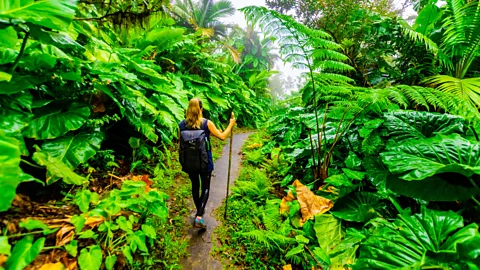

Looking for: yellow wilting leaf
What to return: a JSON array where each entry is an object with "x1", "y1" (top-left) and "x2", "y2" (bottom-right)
[
  {"x1": 293, "y1": 180, "x2": 333, "y2": 223},
  {"x1": 280, "y1": 190, "x2": 295, "y2": 214},
  {"x1": 0, "y1": 254, "x2": 8, "y2": 266},
  {"x1": 56, "y1": 226, "x2": 75, "y2": 246},
  {"x1": 84, "y1": 216, "x2": 104, "y2": 228},
  {"x1": 39, "y1": 262, "x2": 65, "y2": 270},
  {"x1": 283, "y1": 264, "x2": 293, "y2": 270}
]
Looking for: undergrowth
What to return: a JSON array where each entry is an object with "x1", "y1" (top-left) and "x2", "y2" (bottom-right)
[{"x1": 213, "y1": 132, "x2": 305, "y2": 269}]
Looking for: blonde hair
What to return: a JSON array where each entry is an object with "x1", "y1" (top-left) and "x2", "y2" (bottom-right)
[{"x1": 186, "y1": 98, "x2": 203, "y2": 129}]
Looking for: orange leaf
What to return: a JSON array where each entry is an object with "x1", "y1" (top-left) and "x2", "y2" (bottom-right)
[
  {"x1": 56, "y1": 226, "x2": 75, "y2": 247},
  {"x1": 0, "y1": 254, "x2": 7, "y2": 266},
  {"x1": 39, "y1": 262, "x2": 65, "y2": 270},
  {"x1": 293, "y1": 180, "x2": 333, "y2": 223},
  {"x1": 280, "y1": 190, "x2": 295, "y2": 214},
  {"x1": 84, "y1": 216, "x2": 104, "y2": 228}
]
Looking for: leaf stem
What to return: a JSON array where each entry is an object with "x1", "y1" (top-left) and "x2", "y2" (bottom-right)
[
  {"x1": 471, "y1": 197, "x2": 480, "y2": 207},
  {"x1": 7, "y1": 231, "x2": 44, "y2": 238},
  {"x1": 10, "y1": 31, "x2": 30, "y2": 73},
  {"x1": 21, "y1": 159, "x2": 44, "y2": 169}
]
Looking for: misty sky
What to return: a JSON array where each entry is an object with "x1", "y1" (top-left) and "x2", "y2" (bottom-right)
[{"x1": 222, "y1": 0, "x2": 417, "y2": 79}]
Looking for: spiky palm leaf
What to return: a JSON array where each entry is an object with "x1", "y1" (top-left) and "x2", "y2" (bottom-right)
[
  {"x1": 424, "y1": 75, "x2": 480, "y2": 109},
  {"x1": 172, "y1": 0, "x2": 235, "y2": 38},
  {"x1": 401, "y1": 0, "x2": 480, "y2": 109}
]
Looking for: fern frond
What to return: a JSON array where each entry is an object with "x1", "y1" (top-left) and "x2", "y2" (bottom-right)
[
  {"x1": 239, "y1": 230, "x2": 297, "y2": 251},
  {"x1": 399, "y1": 20, "x2": 439, "y2": 55}
]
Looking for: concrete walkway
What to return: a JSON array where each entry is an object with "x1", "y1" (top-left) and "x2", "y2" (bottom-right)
[{"x1": 179, "y1": 132, "x2": 252, "y2": 270}]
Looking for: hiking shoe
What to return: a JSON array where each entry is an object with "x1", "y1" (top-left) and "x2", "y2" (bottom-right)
[{"x1": 194, "y1": 217, "x2": 206, "y2": 229}]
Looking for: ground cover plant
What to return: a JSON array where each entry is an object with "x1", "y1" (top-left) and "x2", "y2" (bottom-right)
[
  {"x1": 213, "y1": 1, "x2": 480, "y2": 269},
  {"x1": 2, "y1": 0, "x2": 480, "y2": 269},
  {"x1": 0, "y1": 0, "x2": 272, "y2": 269}
]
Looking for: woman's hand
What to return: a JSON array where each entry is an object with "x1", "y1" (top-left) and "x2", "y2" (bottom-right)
[{"x1": 230, "y1": 112, "x2": 236, "y2": 126}]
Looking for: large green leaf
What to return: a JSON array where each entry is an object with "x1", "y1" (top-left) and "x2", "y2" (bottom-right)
[
  {"x1": 4, "y1": 236, "x2": 45, "y2": 270},
  {"x1": 42, "y1": 131, "x2": 104, "y2": 169},
  {"x1": 314, "y1": 214, "x2": 344, "y2": 254},
  {"x1": 23, "y1": 102, "x2": 90, "y2": 140},
  {"x1": 78, "y1": 245, "x2": 102, "y2": 270},
  {"x1": 413, "y1": 4, "x2": 443, "y2": 35},
  {"x1": 32, "y1": 149, "x2": 86, "y2": 185},
  {"x1": 354, "y1": 206, "x2": 480, "y2": 269},
  {"x1": 383, "y1": 110, "x2": 465, "y2": 142},
  {"x1": 0, "y1": 107, "x2": 33, "y2": 136},
  {"x1": 329, "y1": 229, "x2": 365, "y2": 270},
  {"x1": 387, "y1": 174, "x2": 480, "y2": 201},
  {"x1": 0, "y1": 132, "x2": 21, "y2": 212},
  {"x1": 380, "y1": 134, "x2": 480, "y2": 180},
  {"x1": 331, "y1": 192, "x2": 383, "y2": 223},
  {"x1": 0, "y1": 76, "x2": 33, "y2": 95},
  {"x1": 0, "y1": 0, "x2": 77, "y2": 31}
]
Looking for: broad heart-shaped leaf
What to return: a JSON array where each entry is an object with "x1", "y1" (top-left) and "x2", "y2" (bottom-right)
[
  {"x1": 32, "y1": 149, "x2": 86, "y2": 185},
  {"x1": 78, "y1": 245, "x2": 102, "y2": 270},
  {"x1": 42, "y1": 131, "x2": 104, "y2": 169},
  {"x1": 0, "y1": 0, "x2": 77, "y2": 31},
  {"x1": 105, "y1": 255, "x2": 117, "y2": 270},
  {"x1": 354, "y1": 206, "x2": 480, "y2": 269},
  {"x1": 0, "y1": 132, "x2": 21, "y2": 212},
  {"x1": 380, "y1": 134, "x2": 480, "y2": 180},
  {"x1": 314, "y1": 214, "x2": 344, "y2": 254},
  {"x1": 383, "y1": 110, "x2": 465, "y2": 143},
  {"x1": 23, "y1": 102, "x2": 90, "y2": 140},
  {"x1": 0, "y1": 107, "x2": 33, "y2": 136},
  {"x1": 345, "y1": 151, "x2": 361, "y2": 170},
  {"x1": 4, "y1": 236, "x2": 45, "y2": 270},
  {"x1": 331, "y1": 192, "x2": 383, "y2": 223},
  {"x1": 387, "y1": 174, "x2": 480, "y2": 201},
  {"x1": 413, "y1": 4, "x2": 442, "y2": 35}
]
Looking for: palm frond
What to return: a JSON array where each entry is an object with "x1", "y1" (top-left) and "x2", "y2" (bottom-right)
[
  {"x1": 424, "y1": 75, "x2": 480, "y2": 108},
  {"x1": 399, "y1": 19, "x2": 439, "y2": 54}
]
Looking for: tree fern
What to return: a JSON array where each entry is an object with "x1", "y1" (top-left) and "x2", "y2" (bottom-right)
[{"x1": 241, "y1": 6, "x2": 353, "y2": 181}]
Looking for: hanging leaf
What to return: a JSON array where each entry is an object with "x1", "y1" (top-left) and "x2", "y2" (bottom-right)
[
  {"x1": 383, "y1": 110, "x2": 465, "y2": 143},
  {"x1": 381, "y1": 134, "x2": 480, "y2": 180},
  {"x1": 4, "y1": 236, "x2": 45, "y2": 270},
  {"x1": 0, "y1": 133, "x2": 21, "y2": 212},
  {"x1": 32, "y1": 149, "x2": 86, "y2": 185},
  {"x1": 78, "y1": 245, "x2": 102, "y2": 270},
  {"x1": 0, "y1": 0, "x2": 77, "y2": 31},
  {"x1": 23, "y1": 102, "x2": 90, "y2": 140},
  {"x1": 42, "y1": 131, "x2": 104, "y2": 169},
  {"x1": 331, "y1": 192, "x2": 383, "y2": 223},
  {"x1": 354, "y1": 206, "x2": 480, "y2": 269}
]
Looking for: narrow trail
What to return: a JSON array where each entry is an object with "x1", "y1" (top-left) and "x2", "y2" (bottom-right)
[{"x1": 180, "y1": 132, "x2": 252, "y2": 270}]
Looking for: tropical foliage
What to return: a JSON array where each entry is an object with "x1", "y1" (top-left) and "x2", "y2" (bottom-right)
[
  {"x1": 0, "y1": 0, "x2": 271, "y2": 268},
  {"x1": 214, "y1": 2, "x2": 480, "y2": 269}
]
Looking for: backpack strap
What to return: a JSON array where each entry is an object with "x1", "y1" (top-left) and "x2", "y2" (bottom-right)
[{"x1": 202, "y1": 118, "x2": 209, "y2": 131}]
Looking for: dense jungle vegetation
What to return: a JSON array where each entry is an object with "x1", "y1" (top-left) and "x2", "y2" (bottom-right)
[{"x1": 1, "y1": 0, "x2": 480, "y2": 269}]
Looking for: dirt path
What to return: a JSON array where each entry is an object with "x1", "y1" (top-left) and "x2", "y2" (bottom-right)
[{"x1": 179, "y1": 132, "x2": 252, "y2": 270}]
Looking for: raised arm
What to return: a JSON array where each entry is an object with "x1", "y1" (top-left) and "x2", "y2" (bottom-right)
[{"x1": 208, "y1": 113, "x2": 236, "y2": 141}]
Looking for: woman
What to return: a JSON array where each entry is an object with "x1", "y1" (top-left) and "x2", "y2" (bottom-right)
[{"x1": 178, "y1": 98, "x2": 236, "y2": 228}]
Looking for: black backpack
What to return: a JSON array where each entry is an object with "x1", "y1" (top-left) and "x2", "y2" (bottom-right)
[{"x1": 179, "y1": 120, "x2": 210, "y2": 172}]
